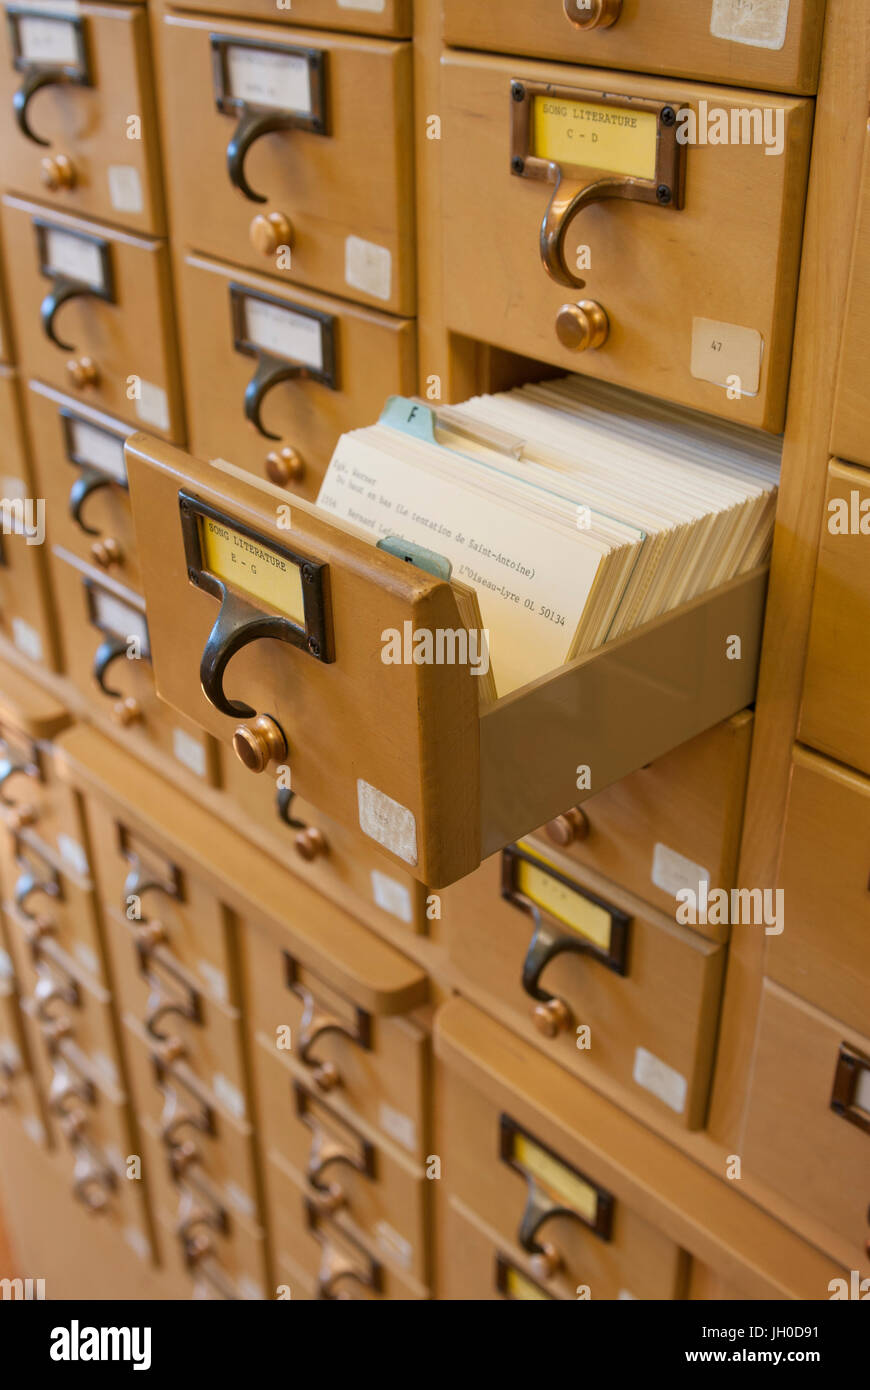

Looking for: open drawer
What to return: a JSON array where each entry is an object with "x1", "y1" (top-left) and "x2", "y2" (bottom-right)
[{"x1": 125, "y1": 434, "x2": 767, "y2": 888}]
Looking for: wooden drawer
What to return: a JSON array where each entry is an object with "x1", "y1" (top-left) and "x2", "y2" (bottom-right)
[
  {"x1": 444, "y1": 844, "x2": 725, "y2": 1129},
  {"x1": 0, "y1": 830, "x2": 105, "y2": 984},
  {"x1": 527, "y1": 711, "x2": 752, "y2": 919},
  {"x1": 438, "y1": 1065, "x2": 688, "y2": 1299},
  {"x1": 139, "y1": 1114, "x2": 268, "y2": 1299},
  {"x1": 440, "y1": 53, "x2": 812, "y2": 431},
  {"x1": 105, "y1": 911, "x2": 250, "y2": 1121},
  {"x1": 265, "y1": 1153, "x2": 425, "y2": 1299},
  {"x1": 443, "y1": 0, "x2": 825, "y2": 96},
  {"x1": 0, "y1": 196, "x2": 183, "y2": 440},
  {"x1": 0, "y1": 365, "x2": 59, "y2": 669},
  {"x1": 217, "y1": 748, "x2": 430, "y2": 936},
  {"x1": 177, "y1": 254, "x2": 416, "y2": 501},
  {"x1": 832, "y1": 129, "x2": 870, "y2": 468},
  {"x1": 166, "y1": 0, "x2": 411, "y2": 39},
  {"x1": 244, "y1": 919, "x2": 428, "y2": 1158},
  {"x1": 26, "y1": 382, "x2": 140, "y2": 593},
  {"x1": 125, "y1": 436, "x2": 766, "y2": 888},
  {"x1": 123, "y1": 1015, "x2": 262, "y2": 1227},
  {"x1": 0, "y1": 3, "x2": 164, "y2": 235},
  {"x1": 254, "y1": 1040, "x2": 427, "y2": 1282},
  {"x1": 14, "y1": 933, "x2": 124, "y2": 1094},
  {"x1": 0, "y1": 937, "x2": 51, "y2": 1147},
  {"x1": 83, "y1": 797, "x2": 239, "y2": 1009},
  {"x1": 0, "y1": 659, "x2": 81, "y2": 863},
  {"x1": 49, "y1": 548, "x2": 219, "y2": 785},
  {"x1": 769, "y1": 749, "x2": 870, "y2": 1036},
  {"x1": 800, "y1": 461, "x2": 870, "y2": 777},
  {"x1": 161, "y1": 17, "x2": 414, "y2": 314},
  {"x1": 743, "y1": 982, "x2": 870, "y2": 1274}
]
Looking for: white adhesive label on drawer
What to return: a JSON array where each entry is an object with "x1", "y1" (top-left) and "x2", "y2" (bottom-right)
[
  {"x1": 73, "y1": 941, "x2": 100, "y2": 979},
  {"x1": 68, "y1": 419, "x2": 127, "y2": 485},
  {"x1": 227, "y1": 45, "x2": 312, "y2": 117},
  {"x1": 710, "y1": 0, "x2": 790, "y2": 50},
  {"x1": 18, "y1": 15, "x2": 79, "y2": 66},
  {"x1": 633, "y1": 1047, "x2": 687, "y2": 1114},
  {"x1": 338, "y1": 0, "x2": 386, "y2": 12},
  {"x1": 198, "y1": 958, "x2": 228, "y2": 1005},
  {"x1": 108, "y1": 165, "x2": 144, "y2": 217},
  {"x1": 370, "y1": 869, "x2": 413, "y2": 924},
  {"x1": 23, "y1": 1115, "x2": 47, "y2": 1146},
  {"x1": 237, "y1": 1275, "x2": 266, "y2": 1302},
  {"x1": 855, "y1": 1067, "x2": 870, "y2": 1116},
  {"x1": 134, "y1": 380, "x2": 170, "y2": 433},
  {"x1": 374, "y1": 1220, "x2": 413, "y2": 1271},
  {"x1": 357, "y1": 780, "x2": 417, "y2": 865},
  {"x1": 618, "y1": 1289, "x2": 638, "y2": 1300},
  {"x1": 0, "y1": 1040, "x2": 21, "y2": 1069},
  {"x1": 651, "y1": 843, "x2": 710, "y2": 899},
  {"x1": 213, "y1": 1072, "x2": 246, "y2": 1119},
  {"x1": 58, "y1": 833, "x2": 90, "y2": 877},
  {"x1": 46, "y1": 228, "x2": 106, "y2": 291},
  {"x1": 0, "y1": 949, "x2": 14, "y2": 986},
  {"x1": 124, "y1": 1225, "x2": 150, "y2": 1261},
  {"x1": 379, "y1": 1102, "x2": 416, "y2": 1152},
  {"x1": 173, "y1": 727, "x2": 207, "y2": 779},
  {"x1": 691, "y1": 318, "x2": 762, "y2": 396},
  {"x1": 12, "y1": 618, "x2": 43, "y2": 663},
  {"x1": 91, "y1": 589, "x2": 148, "y2": 651},
  {"x1": 345, "y1": 236, "x2": 392, "y2": 301},
  {"x1": 225, "y1": 1180, "x2": 256, "y2": 1221},
  {"x1": 93, "y1": 1051, "x2": 120, "y2": 1088}
]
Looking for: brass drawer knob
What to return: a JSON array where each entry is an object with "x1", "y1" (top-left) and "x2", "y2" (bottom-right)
[
  {"x1": 40, "y1": 153, "x2": 77, "y2": 191},
  {"x1": 265, "y1": 446, "x2": 305, "y2": 487},
  {"x1": 532, "y1": 998, "x2": 570, "y2": 1038},
  {"x1": 529, "y1": 1243, "x2": 563, "y2": 1281},
  {"x1": 294, "y1": 827, "x2": 328, "y2": 862},
  {"x1": 91, "y1": 537, "x2": 123, "y2": 569},
  {"x1": 564, "y1": 0, "x2": 622, "y2": 29},
  {"x1": 232, "y1": 715, "x2": 287, "y2": 773},
  {"x1": 313, "y1": 1061, "x2": 340, "y2": 1093},
  {"x1": 544, "y1": 807, "x2": 590, "y2": 847},
  {"x1": 249, "y1": 211, "x2": 294, "y2": 258},
  {"x1": 7, "y1": 803, "x2": 37, "y2": 832},
  {"x1": 112, "y1": 696, "x2": 142, "y2": 727},
  {"x1": 555, "y1": 300, "x2": 609, "y2": 352},
  {"x1": 66, "y1": 356, "x2": 99, "y2": 389}
]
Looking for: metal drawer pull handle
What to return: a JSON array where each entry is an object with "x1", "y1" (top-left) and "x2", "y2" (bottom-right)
[
  {"x1": 144, "y1": 994, "x2": 197, "y2": 1046},
  {"x1": 226, "y1": 108, "x2": 297, "y2": 204},
  {"x1": 13, "y1": 66, "x2": 70, "y2": 147},
  {"x1": 0, "y1": 754, "x2": 37, "y2": 803},
  {"x1": 34, "y1": 973, "x2": 78, "y2": 1021},
  {"x1": 69, "y1": 467, "x2": 112, "y2": 536},
  {"x1": 40, "y1": 276, "x2": 97, "y2": 352},
  {"x1": 14, "y1": 870, "x2": 59, "y2": 920},
  {"x1": 243, "y1": 351, "x2": 303, "y2": 440}
]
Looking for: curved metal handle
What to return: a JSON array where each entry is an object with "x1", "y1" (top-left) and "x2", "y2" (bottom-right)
[
  {"x1": 200, "y1": 587, "x2": 295, "y2": 719},
  {"x1": 517, "y1": 1176, "x2": 582, "y2": 1259},
  {"x1": 0, "y1": 755, "x2": 35, "y2": 805},
  {"x1": 277, "y1": 787, "x2": 307, "y2": 829},
  {"x1": 72, "y1": 1154, "x2": 113, "y2": 1212},
  {"x1": 13, "y1": 66, "x2": 67, "y2": 147},
  {"x1": 14, "y1": 870, "x2": 58, "y2": 920},
  {"x1": 69, "y1": 467, "x2": 112, "y2": 536},
  {"x1": 244, "y1": 351, "x2": 303, "y2": 440},
  {"x1": 307, "y1": 1129, "x2": 366, "y2": 1191},
  {"x1": 520, "y1": 899, "x2": 590, "y2": 1004},
  {"x1": 93, "y1": 635, "x2": 129, "y2": 698},
  {"x1": 540, "y1": 170, "x2": 638, "y2": 288},
  {"x1": 40, "y1": 275, "x2": 95, "y2": 351},
  {"x1": 145, "y1": 994, "x2": 197, "y2": 1043},
  {"x1": 34, "y1": 972, "x2": 78, "y2": 1021},
  {"x1": 296, "y1": 988, "x2": 360, "y2": 1069},
  {"x1": 226, "y1": 107, "x2": 297, "y2": 203}
]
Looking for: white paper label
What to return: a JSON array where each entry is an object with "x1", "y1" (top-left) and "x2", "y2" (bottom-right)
[
  {"x1": 0, "y1": 1040, "x2": 21, "y2": 1069},
  {"x1": 12, "y1": 618, "x2": 43, "y2": 662},
  {"x1": 244, "y1": 297, "x2": 323, "y2": 369},
  {"x1": 134, "y1": 380, "x2": 170, "y2": 433},
  {"x1": 651, "y1": 843, "x2": 711, "y2": 899},
  {"x1": 374, "y1": 1220, "x2": 413, "y2": 1271},
  {"x1": 68, "y1": 418, "x2": 127, "y2": 484},
  {"x1": 618, "y1": 1289, "x2": 638, "y2": 1300},
  {"x1": 0, "y1": 950, "x2": 14, "y2": 984},
  {"x1": 237, "y1": 1274, "x2": 265, "y2": 1301},
  {"x1": 370, "y1": 869, "x2": 413, "y2": 924},
  {"x1": 710, "y1": 0, "x2": 790, "y2": 50},
  {"x1": 691, "y1": 317, "x2": 762, "y2": 396},
  {"x1": 23, "y1": 1115, "x2": 47, "y2": 1146},
  {"x1": 213, "y1": 1072, "x2": 246, "y2": 1119},
  {"x1": 90, "y1": 588, "x2": 149, "y2": 652},
  {"x1": 173, "y1": 727, "x2": 207, "y2": 778},
  {"x1": 45, "y1": 228, "x2": 105, "y2": 290},
  {"x1": 73, "y1": 941, "x2": 100, "y2": 978},
  {"x1": 226, "y1": 1180, "x2": 256, "y2": 1220},
  {"x1": 124, "y1": 1225, "x2": 150, "y2": 1261},
  {"x1": 338, "y1": 0, "x2": 387, "y2": 11},
  {"x1": 357, "y1": 780, "x2": 417, "y2": 865},
  {"x1": 855, "y1": 1067, "x2": 870, "y2": 1117},
  {"x1": 58, "y1": 833, "x2": 90, "y2": 877},
  {"x1": 107, "y1": 165, "x2": 144, "y2": 216},
  {"x1": 345, "y1": 236, "x2": 392, "y2": 302},
  {"x1": 93, "y1": 1051, "x2": 120, "y2": 1088},
  {"x1": 378, "y1": 1102, "x2": 416, "y2": 1152},
  {"x1": 226, "y1": 45, "x2": 313, "y2": 115},
  {"x1": 18, "y1": 16, "x2": 78, "y2": 66},
  {"x1": 633, "y1": 1047, "x2": 687, "y2": 1114},
  {"x1": 198, "y1": 958, "x2": 228, "y2": 1005}
]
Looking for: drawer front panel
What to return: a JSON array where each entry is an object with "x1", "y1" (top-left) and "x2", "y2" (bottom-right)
[
  {"x1": 1, "y1": 196, "x2": 183, "y2": 439},
  {"x1": 177, "y1": 253, "x2": 416, "y2": 500},
  {"x1": 26, "y1": 382, "x2": 141, "y2": 593},
  {"x1": 244, "y1": 920, "x2": 427, "y2": 1158},
  {"x1": 440, "y1": 53, "x2": 812, "y2": 430},
  {"x1": 800, "y1": 461, "x2": 870, "y2": 777},
  {"x1": 832, "y1": 132, "x2": 870, "y2": 468},
  {"x1": 0, "y1": 832, "x2": 105, "y2": 983},
  {"x1": 15, "y1": 937, "x2": 124, "y2": 1093},
  {"x1": 0, "y1": 3, "x2": 164, "y2": 233},
  {"x1": 743, "y1": 982, "x2": 870, "y2": 1271},
  {"x1": 162, "y1": 17, "x2": 414, "y2": 313},
  {"x1": 164, "y1": 0, "x2": 411, "y2": 39},
  {"x1": 442, "y1": 0, "x2": 825, "y2": 95},
  {"x1": 444, "y1": 847, "x2": 725, "y2": 1129},
  {"x1": 253, "y1": 1039, "x2": 427, "y2": 1281}
]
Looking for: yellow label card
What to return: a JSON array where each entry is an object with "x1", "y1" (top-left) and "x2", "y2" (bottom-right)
[
  {"x1": 504, "y1": 1265, "x2": 550, "y2": 1301},
  {"x1": 199, "y1": 515, "x2": 304, "y2": 624},
  {"x1": 532, "y1": 96, "x2": 658, "y2": 180},
  {"x1": 513, "y1": 1133, "x2": 600, "y2": 1226},
  {"x1": 515, "y1": 842, "x2": 613, "y2": 953}
]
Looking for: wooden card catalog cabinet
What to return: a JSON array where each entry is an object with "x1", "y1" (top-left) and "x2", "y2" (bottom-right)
[
  {"x1": 126, "y1": 436, "x2": 766, "y2": 888},
  {"x1": 442, "y1": 0, "x2": 826, "y2": 95},
  {"x1": 160, "y1": 16, "x2": 415, "y2": 314},
  {"x1": 0, "y1": 3, "x2": 164, "y2": 234},
  {"x1": 440, "y1": 54, "x2": 813, "y2": 431}
]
